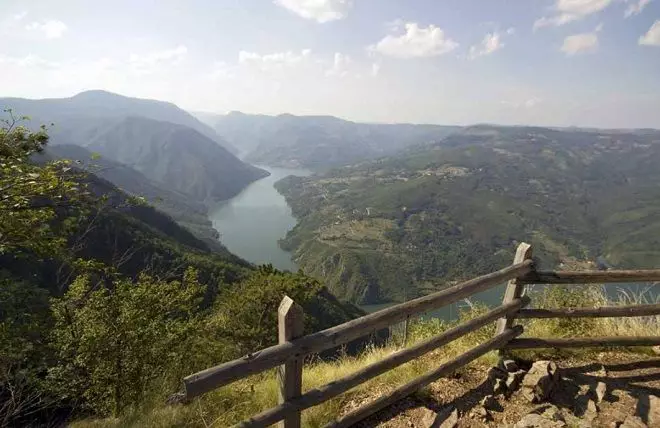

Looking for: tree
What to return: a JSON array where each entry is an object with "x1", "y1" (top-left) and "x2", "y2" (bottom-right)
[
  {"x1": 49, "y1": 268, "x2": 205, "y2": 416},
  {"x1": 0, "y1": 110, "x2": 87, "y2": 258}
]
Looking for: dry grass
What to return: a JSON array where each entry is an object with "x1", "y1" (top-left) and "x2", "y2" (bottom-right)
[{"x1": 71, "y1": 285, "x2": 659, "y2": 428}]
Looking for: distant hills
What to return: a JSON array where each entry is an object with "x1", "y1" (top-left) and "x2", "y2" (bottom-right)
[
  {"x1": 276, "y1": 125, "x2": 660, "y2": 304},
  {"x1": 1, "y1": 91, "x2": 268, "y2": 243},
  {"x1": 202, "y1": 111, "x2": 460, "y2": 168}
]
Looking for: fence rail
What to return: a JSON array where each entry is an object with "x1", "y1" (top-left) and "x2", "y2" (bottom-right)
[{"x1": 180, "y1": 242, "x2": 660, "y2": 428}]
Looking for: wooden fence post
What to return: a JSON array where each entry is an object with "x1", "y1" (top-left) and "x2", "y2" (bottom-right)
[
  {"x1": 278, "y1": 296, "x2": 304, "y2": 428},
  {"x1": 496, "y1": 242, "x2": 533, "y2": 337}
]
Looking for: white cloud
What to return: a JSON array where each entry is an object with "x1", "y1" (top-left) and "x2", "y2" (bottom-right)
[
  {"x1": 506, "y1": 27, "x2": 516, "y2": 35},
  {"x1": 624, "y1": 0, "x2": 652, "y2": 17},
  {"x1": 371, "y1": 63, "x2": 381, "y2": 77},
  {"x1": 469, "y1": 32, "x2": 505, "y2": 59},
  {"x1": 325, "y1": 52, "x2": 351, "y2": 77},
  {"x1": 238, "y1": 49, "x2": 312, "y2": 71},
  {"x1": 501, "y1": 97, "x2": 543, "y2": 109},
  {"x1": 274, "y1": 0, "x2": 353, "y2": 23},
  {"x1": 12, "y1": 11, "x2": 28, "y2": 21},
  {"x1": 0, "y1": 53, "x2": 60, "y2": 69},
  {"x1": 25, "y1": 19, "x2": 68, "y2": 39},
  {"x1": 639, "y1": 20, "x2": 660, "y2": 46},
  {"x1": 129, "y1": 45, "x2": 188, "y2": 74},
  {"x1": 534, "y1": 0, "x2": 612, "y2": 29},
  {"x1": 370, "y1": 22, "x2": 458, "y2": 58},
  {"x1": 561, "y1": 25, "x2": 602, "y2": 55}
]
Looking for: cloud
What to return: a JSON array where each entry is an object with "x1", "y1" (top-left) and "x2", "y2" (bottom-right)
[
  {"x1": 624, "y1": 0, "x2": 652, "y2": 17},
  {"x1": 325, "y1": 53, "x2": 351, "y2": 77},
  {"x1": 274, "y1": 0, "x2": 353, "y2": 23},
  {"x1": 25, "y1": 19, "x2": 68, "y2": 39},
  {"x1": 501, "y1": 97, "x2": 543, "y2": 109},
  {"x1": 561, "y1": 25, "x2": 602, "y2": 55},
  {"x1": 371, "y1": 63, "x2": 381, "y2": 77},
  {"x1": 469, "y1": 31, "x2": 506, "y2": 59},
  {"x1": 534, "y1": 0, "x2": 612, "y2": 29},
  {"x1": 506, "y1": 27, "x2": 516, "y2": 35},
  {"x1": 238, "y1": 49, "x2": 312, "y2": 71},
  {"x1": 0, "y1": 53, "x2": 60, "y2": 69},
  {"x1": 129, "y1": 45, "x2": 188, "y2": 74},
  {"x1": 370, "y1": 22, "x2": 458, "y2": 58},
  {"x1": 639, "y1": 20, "x2": 660, "y2": 45}
]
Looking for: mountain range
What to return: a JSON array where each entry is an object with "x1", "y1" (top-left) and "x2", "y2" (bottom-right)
[
  {"x1": 1, "y1": 91, "x2": 268, "y2": 242},
  {"x1": 202, "y1": 111, "x2": 460, "y2": 169},
  {"x1": 276, "y1": 125, "x2": 660, "y2": 304}
]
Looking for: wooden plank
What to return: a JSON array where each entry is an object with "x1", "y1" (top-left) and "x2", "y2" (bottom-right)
[
  {"x1": 277, "y1": 296, "x2": 304, "y2": 428},
  {"x1": 183, "y1": 260, "x2": 533, "y2": 399},
  {"x1": 495, "y1": 243, "x2": 533, "y2": 335},
  {"x1": 519, "y1": 269, "x2": 660, "y2": 285},
  {"x1": 504, "y1": 336, "x2": 660, "y2": 349},
  {"x1": 517, "y1": 303, "x2": 660, "y2": 319},
  {"x1": 235, "y1": 297, "x2": 531, "y2": 428},
  {"x1": 324, "y1": 326, "x2": 524, "y2": 428}
]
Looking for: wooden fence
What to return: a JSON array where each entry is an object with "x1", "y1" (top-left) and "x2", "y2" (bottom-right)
[{"x1": 181, "y1": 242, "x2": 660, "y2": 427}]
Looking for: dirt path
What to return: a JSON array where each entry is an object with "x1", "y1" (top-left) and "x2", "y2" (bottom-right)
[{"x1": 345, "y1": 351, "x2": 660, "y2": 427}]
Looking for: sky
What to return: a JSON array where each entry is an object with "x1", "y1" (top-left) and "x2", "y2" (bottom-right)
[{"x1": 0, "y1": 0, "x2": 659, "y2": 128}]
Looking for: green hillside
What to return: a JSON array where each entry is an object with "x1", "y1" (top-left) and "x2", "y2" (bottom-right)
[
  {"x1": 0, "y1": 117, "x2": 362, "y2": 426},
  {"x1": 276, "y1": 125, "x2": 660, "y2": 304}
]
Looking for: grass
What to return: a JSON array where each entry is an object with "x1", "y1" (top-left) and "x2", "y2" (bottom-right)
[{"x1": 71, "y1": 284, "x2": 660, "y2": 428}]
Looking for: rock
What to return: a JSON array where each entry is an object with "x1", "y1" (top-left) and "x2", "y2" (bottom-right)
[
  {"x1": 494, "y1": 378, "x2": 508, "y2": 395},
  {"x1": 620, "y1": 416, "x2": 648, "y2": 428},
  {"x1": 637, "y1": 394, "x2": 660, "y2": 427},
  {"x1": 470, "y1": 405, "x2": 493, "y2": 422},
  {"x1": 574, "y1": 392, "x2": 598, "y2": 422},
  {"x1": 594, "y1": 381, "x2": 607, "y2": 403},
  {"x1": 165, "y1": 391, "x2": 188, "y2": 405},
  {"x1": 521, "y1": 361, "x2": 560, "y2": 403},
  {"x1": 500, "y1": 358, "x2": 520, "y2": 373},
  {"x1": 514, "y1": 413, "x2": 566, "y2": 428},
  {"x1": 488, "y1": 366, "x2": 509, "y2": 381},
  {"x1": 652, "y1": 345, "x2": 660, "y2": 356},
  {"x1": 507, "y1": 370, "x2": 528, "y2": 392},
  {"x1": 539, "y1": 405, "x2": 565, "y2": 422},
  {"x1": 481, "y1": 395, "x2": 503, "y2": 412},
  {"x1": 438, "y1": 408, "x2": 459, "y2": 428}
]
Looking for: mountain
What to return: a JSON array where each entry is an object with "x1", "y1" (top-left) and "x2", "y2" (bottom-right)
[
  {"x1": 1, "y1": 90, "x2": 238, "y2": 153},
  {"x1": 1, "y1": 92, "x2": 264, "y2": 203},
  {"x1": 46, "y1": 115, "x2": 268, "y2": 201},
  {"x1": 39, "y1": 144, "x2": 223, "y2": 246},
  {"x1": 212, "y1": 111, "x2": 461, "y2": 168},
  {"x1": 275, "y1": 125, "x2": 660, "y2": 304}
]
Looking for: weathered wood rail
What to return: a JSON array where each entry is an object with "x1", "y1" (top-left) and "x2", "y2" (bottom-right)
[{"x1": 181, "y1": 243, "x2": 660, "y2": 427}]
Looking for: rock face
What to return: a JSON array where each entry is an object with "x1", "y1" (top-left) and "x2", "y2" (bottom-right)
[{"x1": 521, "y1": 361, "x2": 560, "y2": 403}]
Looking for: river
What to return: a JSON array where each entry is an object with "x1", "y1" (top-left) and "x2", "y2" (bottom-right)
[{"x1": 209, "y1": 166, "x2": 311, "y2": 271}]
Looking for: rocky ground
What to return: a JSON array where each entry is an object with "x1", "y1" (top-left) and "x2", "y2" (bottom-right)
[{"x1": 345, "y1": 352, "x2": 660, "y2": 427}]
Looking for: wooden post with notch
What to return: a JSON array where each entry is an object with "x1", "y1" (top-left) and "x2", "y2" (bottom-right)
[
  {"x1": 278, "y1": 296, "x2": 304, "y2": 428},
  {"x1": 496, "y1": 242, "x2": 533, "y2": 338}
]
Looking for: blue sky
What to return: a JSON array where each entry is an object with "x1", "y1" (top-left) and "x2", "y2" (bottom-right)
[{"x1": 0, "y1": 0, "x2": 659, "y2": 128}]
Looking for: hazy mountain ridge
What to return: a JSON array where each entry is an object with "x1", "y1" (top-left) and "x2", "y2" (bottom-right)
[
  {"x1": 208, "y1": 111, "x2": 461, "y2": 168},
  {"x1": 276, "y1": 125, "x2": 660, "y2": 304}
]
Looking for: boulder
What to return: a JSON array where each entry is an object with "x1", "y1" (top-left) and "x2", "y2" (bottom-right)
[
  {"x1": 507, "y1": 370, "x2": 528, "y2": 392},
  {"x1": 594, "y1": 381, "x2": 607, "y2": 403},
  {"x1": 637, "y1": 394, "x2": 660, "y2": 427},
  {"x1": 521, "y1": 361, "x2": 560, "y2": 403},
  {"x1": 500, "y1": 359, "x2": 520, "y2": 373}
]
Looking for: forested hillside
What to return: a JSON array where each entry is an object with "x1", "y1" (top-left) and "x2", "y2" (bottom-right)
[
  {"x1": 1, "y1": 91, "x2": 269, "y2": 242},
  {"x1": 276, "y1": 125, "x2": 660, "y2": 304},
  {"x1": 211, "y1": 111, "x2": 460, "y2": 168},
  {"x1": 0, "y1": 115, "x2": 362, "y2": 426}
]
